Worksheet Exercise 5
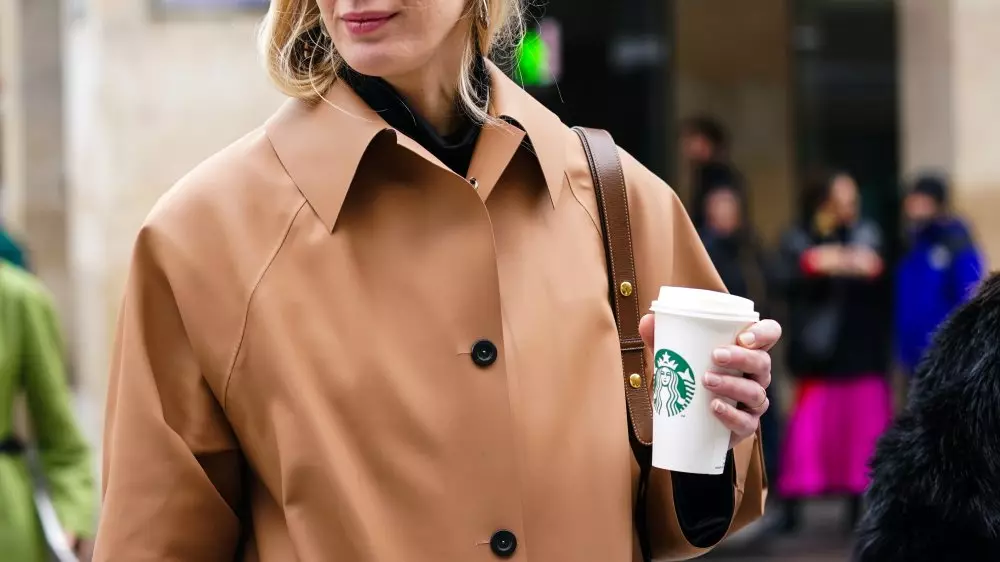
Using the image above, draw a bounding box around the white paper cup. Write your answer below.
[649,286,760,475]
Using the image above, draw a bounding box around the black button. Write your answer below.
[489,529,517,558]
[471,339,497,367]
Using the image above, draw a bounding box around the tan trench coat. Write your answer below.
[94,64,765,562]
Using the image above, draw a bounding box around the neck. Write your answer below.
[914,215,946,235]
[383,29,469,135]
[385,71,460,135]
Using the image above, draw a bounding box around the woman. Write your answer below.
[774,171,893,531]
[0,261,96,561]
[94,1,780,560]
[697,170,779,488]
[697,164,767,310]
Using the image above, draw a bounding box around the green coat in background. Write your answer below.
[0,262,95,562]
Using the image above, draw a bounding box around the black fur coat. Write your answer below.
[854,273,1000,561]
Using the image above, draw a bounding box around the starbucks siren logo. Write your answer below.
[653,349,696,417]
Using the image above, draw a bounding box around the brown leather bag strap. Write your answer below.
[572,127,653,447]
[574,127,655,562]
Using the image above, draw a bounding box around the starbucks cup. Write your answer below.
[649,286,760,475]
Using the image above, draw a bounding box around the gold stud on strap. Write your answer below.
[628,373,643,389]
[619,281,633,297]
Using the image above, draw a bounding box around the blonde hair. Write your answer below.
[259,0,525,122]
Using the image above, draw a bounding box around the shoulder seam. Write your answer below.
[564,169,602,236]
[222,199,308,410]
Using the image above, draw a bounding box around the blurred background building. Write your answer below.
[0,0,998,558]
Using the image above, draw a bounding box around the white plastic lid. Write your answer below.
[649,286,759,322]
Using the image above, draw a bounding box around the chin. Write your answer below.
[337,45,420,79]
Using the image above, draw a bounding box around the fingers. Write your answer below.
[639,314,654,349]
[644,316,783,353]
[704,371,767,408]
[712,346,772,389]
[736,319,782,351]
[712,398,760,442]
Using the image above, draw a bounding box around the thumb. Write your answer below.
[639,314,654,348]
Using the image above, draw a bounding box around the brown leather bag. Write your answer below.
[572,127,655,562]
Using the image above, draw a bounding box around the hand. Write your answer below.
[65,532,77,552]
[640,315,782,449]
[846,247,883,278]
[76,538,95,562]
[810,245,849,274]
[63,531,95,561]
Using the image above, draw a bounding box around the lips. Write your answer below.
[341,11,396,35]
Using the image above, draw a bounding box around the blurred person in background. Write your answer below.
[0,222,28,269]
[681,114,728,168]
[855,272,1000,562]
[0,261,96,561]
[696,165,780,489]
[93,0,779,560]
[894,174,983,378]
[773,171,893,533]
[681,115,737,230]
[697,164,766,307]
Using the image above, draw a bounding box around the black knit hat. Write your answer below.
[682,115,728,152]
[910,175,948,205]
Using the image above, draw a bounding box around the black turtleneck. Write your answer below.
[338,59,488,178]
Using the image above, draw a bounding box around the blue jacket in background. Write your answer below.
[895,218,983,373]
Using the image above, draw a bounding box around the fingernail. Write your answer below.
[704,373,721,387]
[738,332,756,347]
[713,348,732,364]
[714,400,726,414]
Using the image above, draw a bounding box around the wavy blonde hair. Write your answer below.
[259,0,524,122]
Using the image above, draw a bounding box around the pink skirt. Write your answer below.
[777,374,893,497]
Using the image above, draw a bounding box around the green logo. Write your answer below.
[653,349,696,417]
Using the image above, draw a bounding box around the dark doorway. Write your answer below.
[513,0,676,181]
[792,0,899,234]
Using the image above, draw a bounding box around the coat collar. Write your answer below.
[265,61,566,231]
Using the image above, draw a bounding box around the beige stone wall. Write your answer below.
[957,189,1000,270]
[952,1,1000,189]
[675,0,795,243]
[0,0,73,350]
[899,0,954,175]
[899,0,1000,268]
[65,5,284,414]
[952,1,1000,268]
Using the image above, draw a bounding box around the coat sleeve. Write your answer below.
[643,190,767,561]
[20,281,97,538]
[93,227,245,561]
